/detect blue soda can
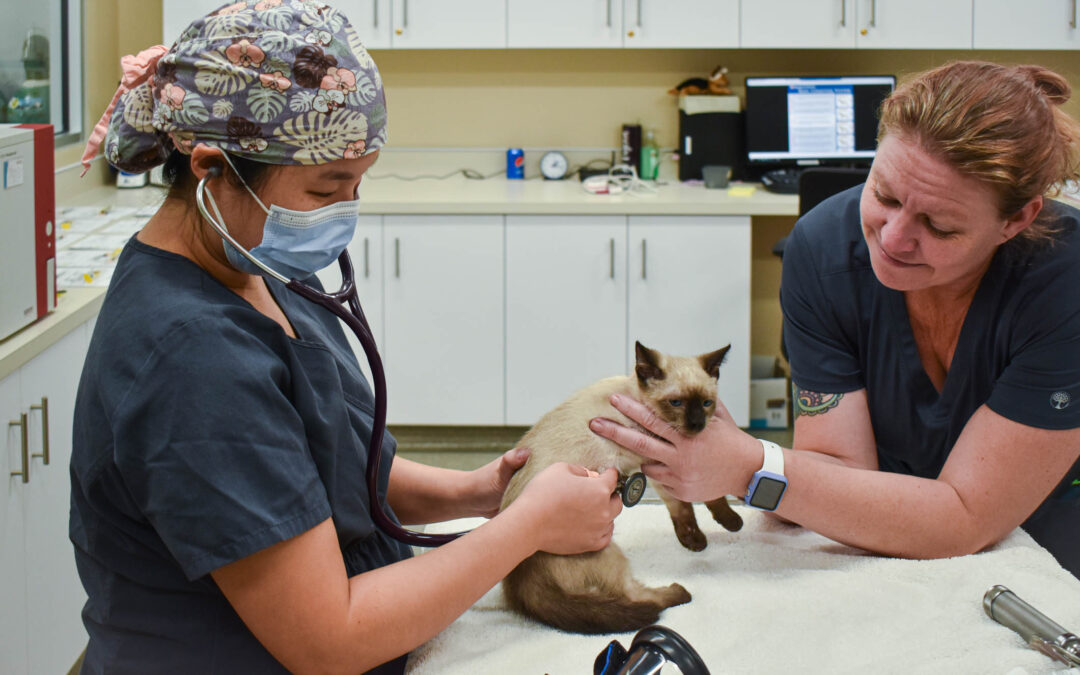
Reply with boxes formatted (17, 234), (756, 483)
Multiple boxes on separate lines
(506, 148), (524, 179)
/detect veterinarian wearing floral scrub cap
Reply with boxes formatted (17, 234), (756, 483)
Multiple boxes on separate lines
(70, 3), (623, 673)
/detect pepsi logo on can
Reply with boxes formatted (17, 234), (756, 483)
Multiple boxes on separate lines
(506, 148), (524, 179)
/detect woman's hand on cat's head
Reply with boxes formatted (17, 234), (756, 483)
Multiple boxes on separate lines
(513, 463), (622, 555)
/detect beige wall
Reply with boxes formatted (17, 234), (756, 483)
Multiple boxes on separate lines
(63, 2), (1080, 362)
(371, 48), (1080, 150)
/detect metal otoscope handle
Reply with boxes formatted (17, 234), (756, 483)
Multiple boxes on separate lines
(983, 585), (1080, 667)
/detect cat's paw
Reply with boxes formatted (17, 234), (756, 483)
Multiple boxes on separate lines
(664, 582), (692, 607)
(710, 508), (743, 532)
(675, 524), (708, 552)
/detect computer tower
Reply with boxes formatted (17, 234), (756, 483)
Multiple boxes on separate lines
(678, 95), (745, 182)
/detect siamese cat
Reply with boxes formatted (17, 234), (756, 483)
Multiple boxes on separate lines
(498, 341), (742, 634)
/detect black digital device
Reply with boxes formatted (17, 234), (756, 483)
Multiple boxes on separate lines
(744, 75), (895, 171)
(746, 476), (787, 510)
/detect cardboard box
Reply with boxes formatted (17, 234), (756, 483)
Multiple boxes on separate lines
(749, 355), (788, 429)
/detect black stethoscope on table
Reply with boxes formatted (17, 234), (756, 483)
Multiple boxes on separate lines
(194, 167), (649, 547)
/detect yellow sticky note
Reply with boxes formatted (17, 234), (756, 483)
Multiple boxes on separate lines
(728, 185), (756, 198)
(61, 221), (72, 230)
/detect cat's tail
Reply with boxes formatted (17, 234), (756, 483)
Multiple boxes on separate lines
(502, 549), (691, 635)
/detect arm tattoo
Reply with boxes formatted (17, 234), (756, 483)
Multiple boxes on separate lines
(792, 384), (844, 418)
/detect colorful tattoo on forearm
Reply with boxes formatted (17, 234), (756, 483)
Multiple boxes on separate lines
(793, 385), (844, 418)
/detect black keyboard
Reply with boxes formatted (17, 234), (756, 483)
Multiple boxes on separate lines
(760, 168), (803, 194)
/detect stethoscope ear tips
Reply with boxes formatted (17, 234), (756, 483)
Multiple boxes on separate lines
(207, 164), (223, 178)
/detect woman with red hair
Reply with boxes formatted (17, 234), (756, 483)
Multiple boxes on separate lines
(593, 61), (1080, 578)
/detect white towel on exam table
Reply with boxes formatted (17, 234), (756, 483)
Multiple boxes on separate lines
(407, 504), (1080, 675)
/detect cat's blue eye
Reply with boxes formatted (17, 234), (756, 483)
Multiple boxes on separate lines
(703, 400), (714, 407)
(669, 400), (683, 407)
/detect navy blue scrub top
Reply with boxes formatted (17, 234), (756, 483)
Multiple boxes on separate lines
(781, 185), (1080, 577)
(70, 237), (413, 674)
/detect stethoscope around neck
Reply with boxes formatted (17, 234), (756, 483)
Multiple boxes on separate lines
(193, 170), (714, 675)
(195, 166), (464, 547)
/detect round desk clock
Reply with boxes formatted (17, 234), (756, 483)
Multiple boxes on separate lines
(540, 150), (569, 180)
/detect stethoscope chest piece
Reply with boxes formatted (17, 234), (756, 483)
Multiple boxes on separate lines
(619, 472), (648, 508)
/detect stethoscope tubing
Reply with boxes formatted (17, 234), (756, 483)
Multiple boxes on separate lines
(195, 171), (464, 547)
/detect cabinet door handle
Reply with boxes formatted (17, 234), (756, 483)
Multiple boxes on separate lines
(840, 0), (846, 26)
(641, 239), (647, 280)
(403, 0), (408, 28)
(363, 238), (370, 279)
(869, 0), (876, 27)
(606, 0), (612, 27)
(394, 238), (400, 278)
(609, 238), (615, 279)
(637, 0), (643, 27)
(30, 397), (48, 465)
(373, 0), (378, 27)
(9, 413), (28, 484)
(1072, 0), (1077, 28)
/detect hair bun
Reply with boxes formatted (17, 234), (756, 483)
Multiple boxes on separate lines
(1018, 65), (1071, 105)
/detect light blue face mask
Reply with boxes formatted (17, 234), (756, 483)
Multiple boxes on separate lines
(206, 153), (360, 280)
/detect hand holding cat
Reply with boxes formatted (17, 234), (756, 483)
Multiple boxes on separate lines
(464, 447), (533, 518)
(510, 463), (623, 555)
(589, 394), (760, 503)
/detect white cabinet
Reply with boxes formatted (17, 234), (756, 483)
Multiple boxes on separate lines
(1, 321), (92, 675)
(741, 0), (972, 49)
(508, 0), (624, 48)
(742, 0), (856, 48)
(627, 217), (751, 427)
(1, 373), (28, 675)
(316, 217), (384, 384)
(337, 0), (394, 50)
(19, 325), (92, 675)
(854, 0), (972, 48)
(974, 0), (1080, 49)
(162, 0), (225, 44)
(508, 0), (738, 48)
(382, 216), (504, 425)
(505, 216), (628, 425)
(623, 0), (740, 48)
(392, 0), (506, 48)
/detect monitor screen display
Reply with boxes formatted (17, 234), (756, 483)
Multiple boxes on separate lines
(744, 75), (895, 165)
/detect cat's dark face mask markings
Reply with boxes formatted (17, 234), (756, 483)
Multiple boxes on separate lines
(634, 341), (730, 436)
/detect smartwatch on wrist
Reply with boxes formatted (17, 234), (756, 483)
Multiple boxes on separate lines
(745, 439), (787, 511)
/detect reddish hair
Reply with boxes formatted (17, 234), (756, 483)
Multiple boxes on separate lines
(878, 61), (1080, 243)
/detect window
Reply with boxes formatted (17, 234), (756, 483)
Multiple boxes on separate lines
(1, 0), (82, 141)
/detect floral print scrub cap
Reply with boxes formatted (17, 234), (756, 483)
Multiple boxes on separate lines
(81, 0), (386, 176)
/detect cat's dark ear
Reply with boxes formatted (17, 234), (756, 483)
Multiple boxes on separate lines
(699, 345), (730, 379)
(635, 341), (665, 385)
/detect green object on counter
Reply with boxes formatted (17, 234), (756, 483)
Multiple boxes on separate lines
(8, 27), (50, 124)
(640, 128), (659, 180)
(8, 80), (50, 124)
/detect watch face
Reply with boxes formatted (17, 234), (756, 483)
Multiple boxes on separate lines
(540, 151), (568, 180)
(748, 476), (786, 510)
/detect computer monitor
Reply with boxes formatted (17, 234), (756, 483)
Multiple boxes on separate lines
(744, 75), (896, 167)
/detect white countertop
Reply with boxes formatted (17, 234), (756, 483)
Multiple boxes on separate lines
(357, 174), (798, 215)
(0, 287), (105, 381)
